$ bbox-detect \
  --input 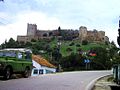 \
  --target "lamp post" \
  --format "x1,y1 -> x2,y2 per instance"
57,40 -> 61,52
57,40 -> 62,72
